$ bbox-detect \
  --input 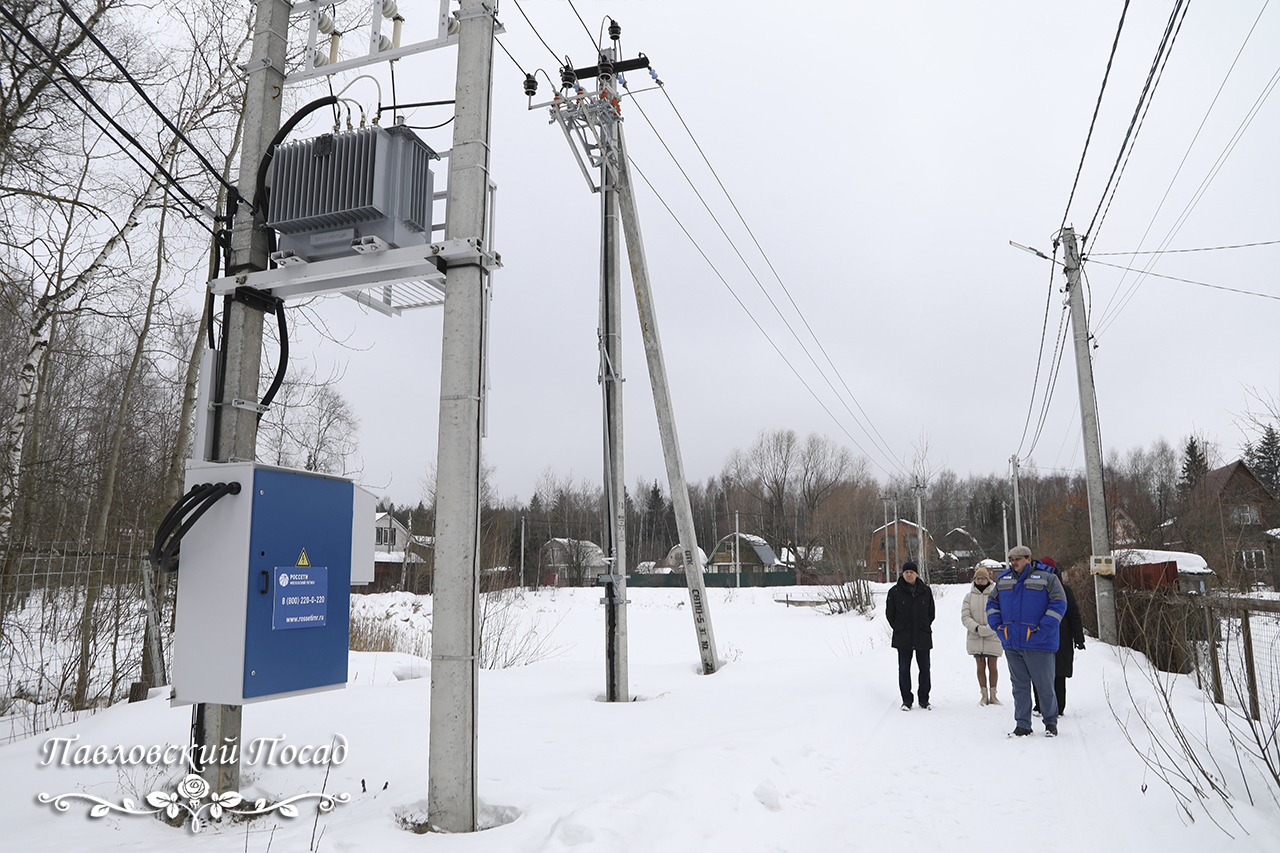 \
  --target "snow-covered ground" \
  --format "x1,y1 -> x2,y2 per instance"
4,584 -> 1280,852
